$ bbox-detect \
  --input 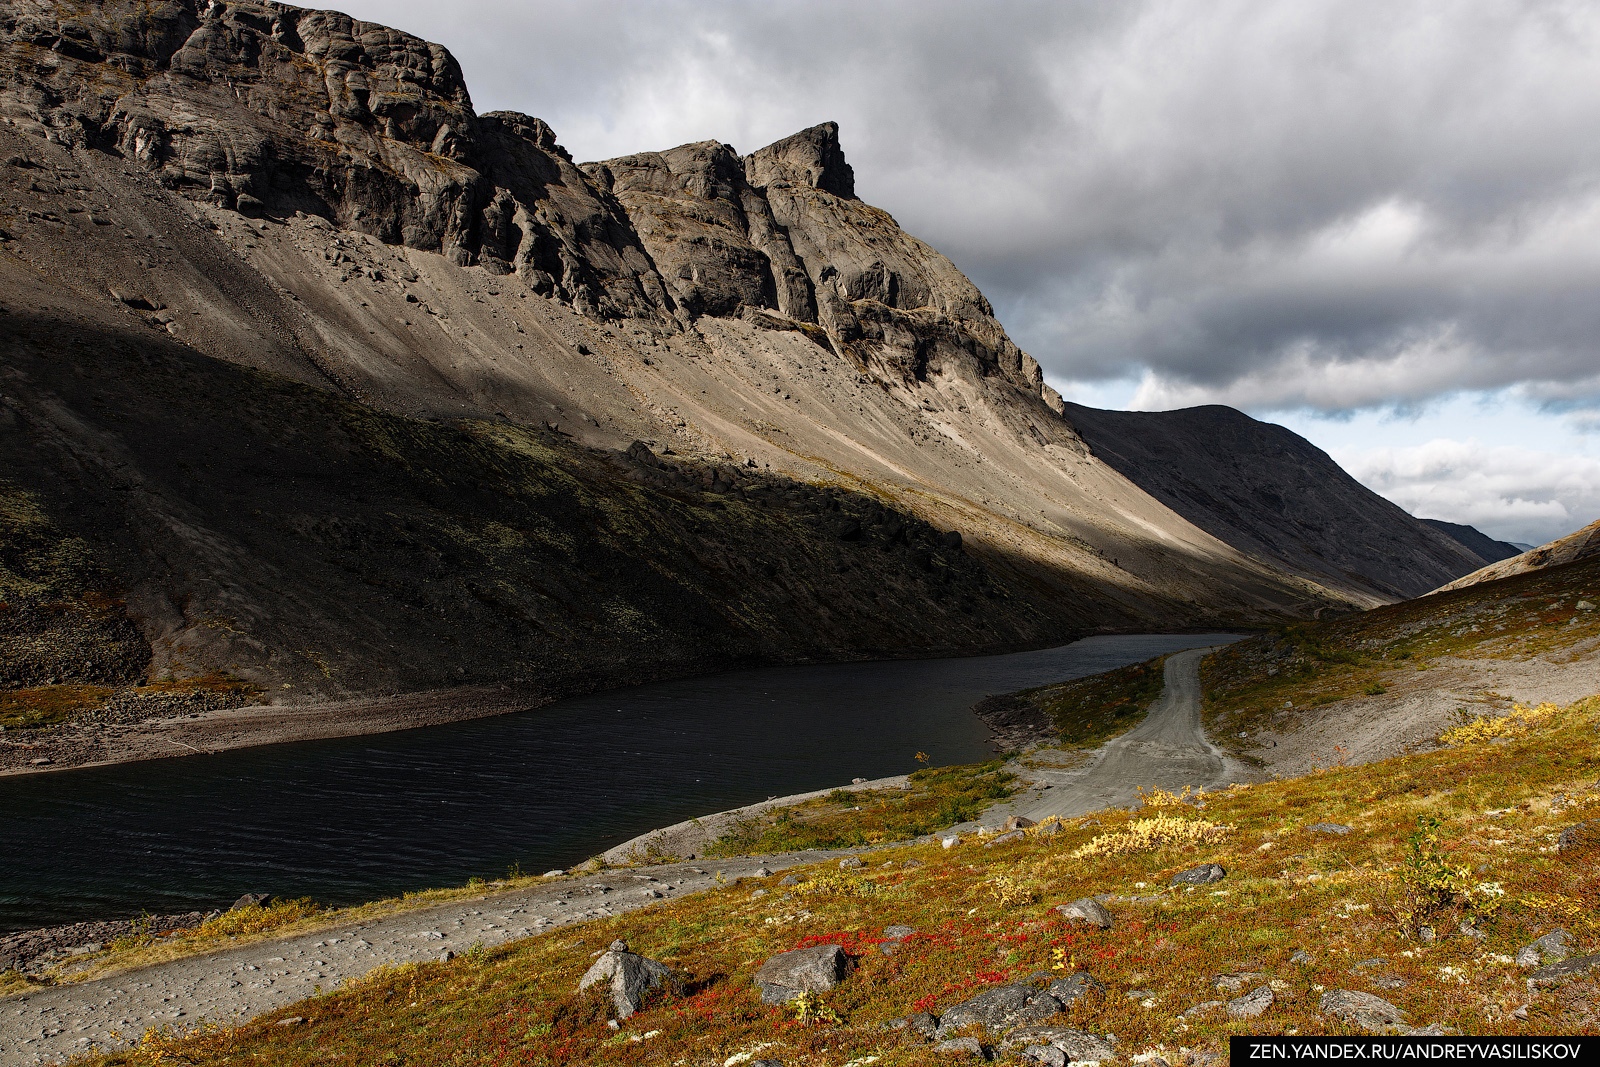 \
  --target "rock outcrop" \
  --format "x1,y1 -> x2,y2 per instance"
1433,518 -> 1600,593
